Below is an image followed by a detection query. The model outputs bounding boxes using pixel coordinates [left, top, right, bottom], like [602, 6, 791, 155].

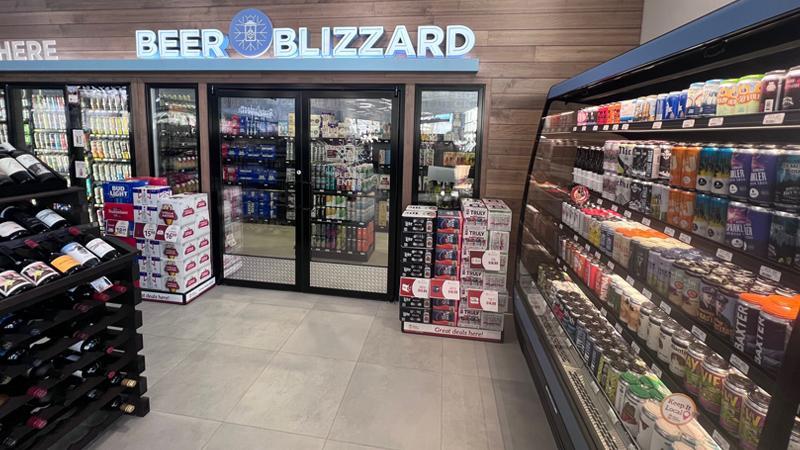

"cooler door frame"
[144, 83, 201, 185]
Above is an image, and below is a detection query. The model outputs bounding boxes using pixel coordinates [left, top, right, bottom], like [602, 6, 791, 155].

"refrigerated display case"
[515, 4, 800, 450]
[148, 85, 200, 193]
[0, 87, 8, 144]
[414, 86, 483, 205]
[8, 87, 70, 182]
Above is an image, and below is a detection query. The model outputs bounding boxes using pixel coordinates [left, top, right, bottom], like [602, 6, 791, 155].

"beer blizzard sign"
[135, 8, 475, 60]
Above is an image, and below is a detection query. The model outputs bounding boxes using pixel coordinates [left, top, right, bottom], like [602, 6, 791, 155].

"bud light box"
[103, 180, 148, 205]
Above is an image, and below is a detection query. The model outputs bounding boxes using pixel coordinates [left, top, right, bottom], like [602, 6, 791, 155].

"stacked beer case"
[399, 205, 436, 323]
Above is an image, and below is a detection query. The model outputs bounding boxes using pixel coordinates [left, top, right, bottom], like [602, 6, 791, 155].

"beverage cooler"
[147, 85, 200, 193]
[515, 4, 800, 450]
[210, 87, 400, 298]
[5, 84, 134, 221]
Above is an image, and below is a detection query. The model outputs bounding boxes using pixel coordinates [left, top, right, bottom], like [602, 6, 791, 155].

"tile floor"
[87, 286, 557, 450]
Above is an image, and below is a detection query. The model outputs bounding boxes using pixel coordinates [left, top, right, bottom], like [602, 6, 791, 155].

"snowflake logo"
[229, 8, 273, 58]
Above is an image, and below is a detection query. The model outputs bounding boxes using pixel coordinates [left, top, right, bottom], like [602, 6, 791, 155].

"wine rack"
[0, 185, 148, 449]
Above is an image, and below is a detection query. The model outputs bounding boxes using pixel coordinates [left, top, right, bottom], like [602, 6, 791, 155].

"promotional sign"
[468, 250, 502, 271]
[661, 393, 697, 425]
[466, 289, 499, 312]
[429, 279, 460, 300]
[399, 277, 431, 298]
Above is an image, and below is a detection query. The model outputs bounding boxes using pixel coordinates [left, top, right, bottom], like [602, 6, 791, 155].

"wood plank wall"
[0, 0, 643, 291]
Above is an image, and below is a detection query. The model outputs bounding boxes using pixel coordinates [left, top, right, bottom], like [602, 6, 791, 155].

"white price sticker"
[585, 243, 591, 251]
[691, 326, 707, 342]
[631, 342, 640, 355]
[573, 235, 578, 242]
[682, 119, 695, 128]
[594, 251, 601, 259]
[573, 126, 577, 132]
[713, 430, 731, 450]
[608, 407, 618, 424]
[651, 364, 662, 378]
[597, 199, 604, 205]
[615, 323, 623, 334]
[660, 302, 672, 315]
[652, 121, 663, 129]
[621, 123, 630, 130]
[641, 217, 651, 227]
[72, 129, 86, 148]
[716, 248, 733, 262]
[592, 125, 599, 131]
[612, 124, 619, 131]
[729, 354, 749, 375]
[607, 261, 615, 271]
[642, 288, 652, 299]
[759, 265, 782, 282]
[763, 112, 786, 125]
[626, 275, 635, 285]
[623, 210, 632, 218]
[611, 204, 619, 212]
[74, 160, 88, 179]
[591, 381, 600, 393]
[708, 117, 724, 127]
[603, 125, 609, 131]
[664, 226, 676, 237]
[678, 233, 692, 244]
[581, 126, 587, 131]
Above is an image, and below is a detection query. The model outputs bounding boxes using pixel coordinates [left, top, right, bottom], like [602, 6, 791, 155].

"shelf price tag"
[573, 235, 578, 242]
[678, 233, 692, 244]
[712, 430, 731, 450]
[716, 248, 733, 262]
[691, 326, 707, 342]
[729, 354, 749, 375]
[763, 112, 785, 125]
[615, 323, 624, 334]
[581, 126, 587, 131]
[660, 302, 672, 315]
[759, 265, 782, 282]
[597, 199, 604, 205]
[603, 125, 609, 131]
[592, 125, 599, 131]
[708, 117, 724, 127]
[607, 406, 619, 424]
[631, 341, 640, 355]
[612, 124, 619, 131]
[584, 243, 591, 251]
[594, 250, 601, 259]
[623, 210, 632, 218]
[652, 121, 663, 129]
[642, 288, 652, 299]
[682, 119, 695, 128]
[651, 364, 662, 378]
[573, 126, 577, 132]
[621, 123, 630, 130]
[641, 217, 651, 227]
[611, 204, 619, 212]
[607, 261, 615, 271]
[626, 275, 635, 285]
[591, 380, 600, 393]
[664, 226, 676, 237]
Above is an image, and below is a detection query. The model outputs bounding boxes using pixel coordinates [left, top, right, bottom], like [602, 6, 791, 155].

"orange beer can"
[678, 190, 696, 231]
[666, 188, 682, 227]
[681, 145, 702, 189]
[670, 145, 686, 187]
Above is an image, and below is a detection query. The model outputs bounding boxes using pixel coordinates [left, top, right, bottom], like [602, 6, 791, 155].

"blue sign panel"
[228, 8, 273, 58]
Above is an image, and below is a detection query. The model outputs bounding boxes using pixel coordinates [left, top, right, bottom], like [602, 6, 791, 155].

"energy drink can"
[665, 91, 681, 120]
[670, 145, 686, 187]
[768, 211, 799, 266]
[707, 196, 729, 244]
[702, 79, 722, 116]
[686, 82, 705, 117]
[678, 190, 696, 231]
[694, 193, 710, 237]
[775, 147, 800, 209]
[655, 93, 668, 120]
[712, 146, 734, 195]
[729, 147, 756, 200]
[682, 145, 702, 189]
[749, 148, 782, 205]
[725, 201, 749, 250]
[678, 89, 688, 118]
[747, 205, 772, 259]
[696, 146, 717, 192]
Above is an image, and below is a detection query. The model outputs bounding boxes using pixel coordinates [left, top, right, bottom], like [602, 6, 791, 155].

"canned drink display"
[678, 190, 696, 231]
[749, 148, 781, 204]
[755, 297, 799, 372]
[720, 373, 755, 436]
[665, 91, 682, 120]
[706, 196, 729, 243]
[739, 390, 771, 450]
[670, 145, 686, 187]
[685, 342, 712, 396]
[699, 353, 729, 415]
[702, 79, 722, 116]
[655, 93, 668, 120]
[775, 147, 800, 209]
[712, 146, 733, 195]
[693, 193, 710, 237]
[686, 82, 706, 117]
[715, 282, 745, 339]
[678, 89, 688, 118]
[781, 65, 800, 110]
[717, 78, 740, 116]
[729, 147, 756, 199]
[735, 74, 765, 114]
[760, 70, 786, 113]
[681, 145, 702, 189]
[725, 201, 749, 250]
[767, 211, 799, 266]
[696, 146, 717, 192]
[747, 205, 772, 258]
[734, 293, 767, 357]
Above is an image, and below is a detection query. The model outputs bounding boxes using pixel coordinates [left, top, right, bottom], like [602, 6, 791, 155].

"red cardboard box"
[399, 277, 431, 298]
[429, 279, 460, 300]
[103, 203, 135, 221]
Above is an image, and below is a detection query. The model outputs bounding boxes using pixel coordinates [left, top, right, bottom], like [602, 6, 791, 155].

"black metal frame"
[144, 83, 202, 187]
[208, 84, 404, 301]
[411, 84, 485, 204]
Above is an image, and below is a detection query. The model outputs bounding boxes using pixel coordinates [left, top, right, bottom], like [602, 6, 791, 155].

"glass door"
[148, 85, 200, 193]
[306, 92, 398, 296]
[213, 90, 299, 287]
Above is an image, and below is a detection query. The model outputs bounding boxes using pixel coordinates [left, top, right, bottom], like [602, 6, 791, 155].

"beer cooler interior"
[147, 85, 200, 194]
[515, 8, 800, 450]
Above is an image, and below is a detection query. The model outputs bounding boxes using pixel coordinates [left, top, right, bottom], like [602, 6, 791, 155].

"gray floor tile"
[140, 335, 202, 388]
[323, 441, 390, 450]
[137, 300, 175, 323]
[484, 341, 534, 384]
[139, 297, 249, 341]
[479, 377, 505, 450]
[443, 374, 489, 450]
[281, 310, 374, 360]
[227, 353, 355, 438]
[493, 379, 557, 450]
[208, 303, 308, 351]
[313, 296, 381, 316]
[375, 301, 399, 319]
[250, 290, 321, 309]
[358, 317, 443, 372]
[443, 338, 480, 376]
[148, 343, 273, 421]
[203, 423, 324, 450]
[329, 362, 441, 450]
[86, 411, 220, 450]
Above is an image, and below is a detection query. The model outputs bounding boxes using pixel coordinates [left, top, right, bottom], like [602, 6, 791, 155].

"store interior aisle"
[84, 286, 555, 450]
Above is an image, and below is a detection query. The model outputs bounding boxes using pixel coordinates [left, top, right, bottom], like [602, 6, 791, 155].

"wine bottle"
[0, 204, 47, 234]
[58, 238, 100, 269]
[108, 372, 138, 389]
[0, 153, 34, 184]
[106, 395, 136, 414]
[68, 333, 114, 355]
[68, 227, 120, 262]
[1, 247, 60, 287]
[10, 151, 57, 183]
[34, 207, 70, 230]
[0, 218, 30, 241]
[0, 378, 47, 400]
[67, 278, 114, 302]
[0, 252, 35, 298]
[24, 239, 81, 275]
[0, 313, 25, 332]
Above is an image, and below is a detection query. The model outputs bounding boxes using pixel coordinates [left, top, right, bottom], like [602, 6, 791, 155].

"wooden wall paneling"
[131, 79, 149, 177]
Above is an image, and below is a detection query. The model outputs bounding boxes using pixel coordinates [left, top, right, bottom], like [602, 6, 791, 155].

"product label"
[661, 393, 697, 425]
[0, 221, 26, 239]
[15, 154, 49, 177]
[0, 158, 27, 177]
[0, 270, 33, 297]
[35, 209, 66, 228]
[51, 255, 80, 273]
[90, 276, 113, 293]
[20, 261, 59, 286]
[61, 243, 98, 266]
[86, 238, 116, 259]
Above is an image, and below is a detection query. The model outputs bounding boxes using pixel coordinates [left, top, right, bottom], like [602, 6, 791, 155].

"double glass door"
[211, 88, 399, 298]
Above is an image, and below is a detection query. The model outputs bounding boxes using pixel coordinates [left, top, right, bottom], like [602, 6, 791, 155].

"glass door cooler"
[8, 87, 70, 182]
[148, 86, 200, 193]
[0, 87, 8, 144]
[515, 4, 800, 450]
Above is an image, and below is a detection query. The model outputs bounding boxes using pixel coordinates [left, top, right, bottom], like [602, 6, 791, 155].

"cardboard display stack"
[103, 179, 215, 304]
[399, 199, 512, 342]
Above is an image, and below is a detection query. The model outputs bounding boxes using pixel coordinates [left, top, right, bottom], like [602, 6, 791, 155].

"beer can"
[650, 183, 670, 221]
[678, 190, 696, 231]
[760, 70, 786, 113]
[620, 100, 636, 123]
[729, 147, 756, 200]
[678, 89, 689, 118]
[646, 95, 658, 122]
[725, 201, 749, 250]
[658, 143, 672, 181]
[768, 211, 799, 266]
[707, 196, 729, 244]
[716, 78, 739, 116]
[694, 193, 710, 238]
[735, 74, 764, 114]
[670, 145, 686, 187]
[686, 82, 706, 117]
[701, 79, 722, 116]
[780, 66, 800, 111]
[774, 147, 800, 209]
[696, 146, 717, 192]
[712, 146, 734, 196]
[749, 147, 782, 205]
[665, 91, 681, 120]
[655, 93, 668, 121]
[747, 205, 772, 259]
[681, 145, 702, 189]
[667, 188, 682, 227]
